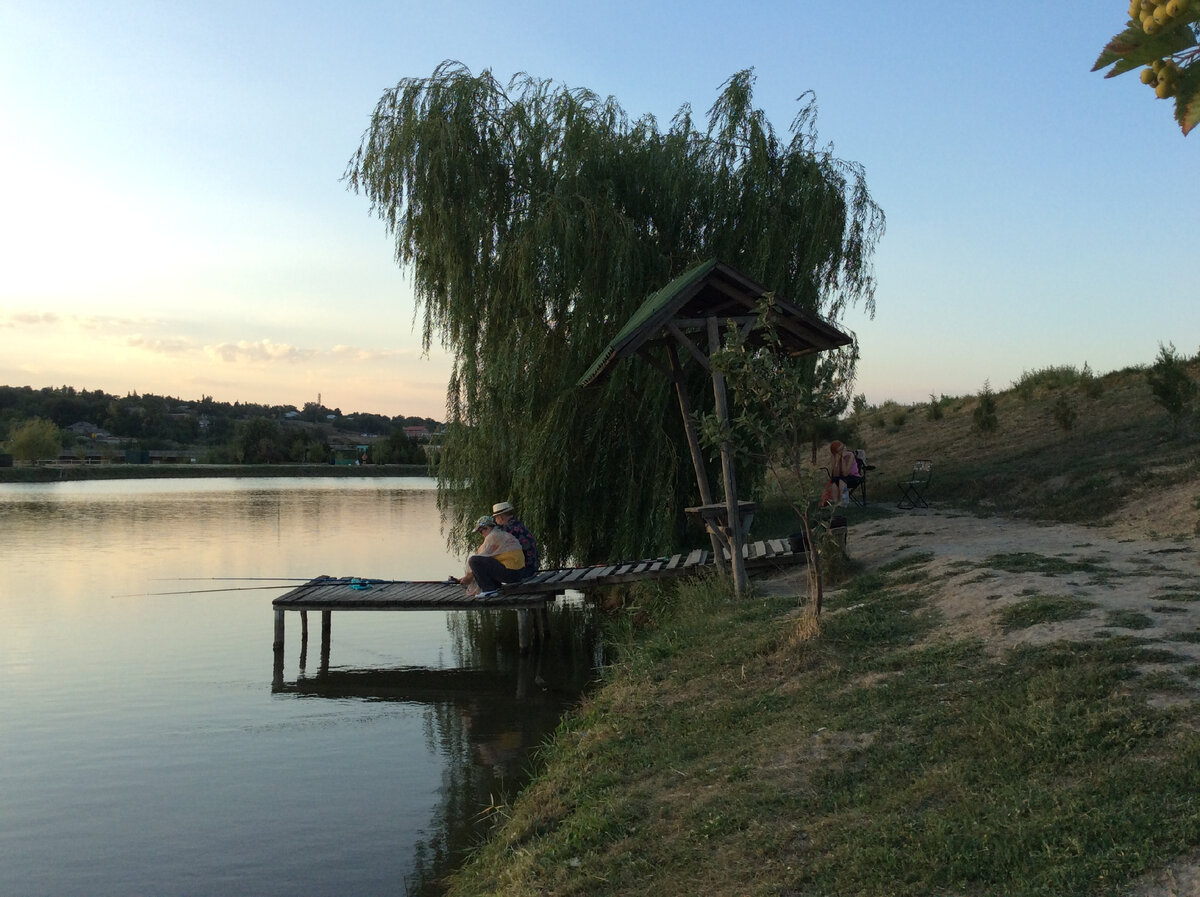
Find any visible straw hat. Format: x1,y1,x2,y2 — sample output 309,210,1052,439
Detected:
491,501,515,516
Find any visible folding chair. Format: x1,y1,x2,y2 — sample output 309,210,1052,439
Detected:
897,459,933,510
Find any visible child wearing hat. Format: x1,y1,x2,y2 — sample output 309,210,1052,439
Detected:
457,515,526,596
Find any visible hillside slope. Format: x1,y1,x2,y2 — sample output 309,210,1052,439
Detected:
847,362,1200,541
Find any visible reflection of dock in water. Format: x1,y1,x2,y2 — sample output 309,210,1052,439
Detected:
274,666,507,701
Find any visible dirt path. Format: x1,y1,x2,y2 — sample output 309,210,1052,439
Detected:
848,509,1200,670
762,508,1200,896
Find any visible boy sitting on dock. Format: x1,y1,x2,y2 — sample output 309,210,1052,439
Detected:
458,516,528,597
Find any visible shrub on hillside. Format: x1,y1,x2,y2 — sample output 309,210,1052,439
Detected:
1079,362,1104,399
973,381,999,436
1012,365,1097,402
1146,342,1197,433
1053,394,1077,431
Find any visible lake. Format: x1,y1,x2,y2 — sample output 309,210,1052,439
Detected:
0,477,604,896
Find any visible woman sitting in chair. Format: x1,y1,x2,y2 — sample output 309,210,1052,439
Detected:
823,440,862,507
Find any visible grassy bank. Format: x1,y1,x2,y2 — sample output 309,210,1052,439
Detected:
447,565,1200,896
443,363,1200,896
0,463,432,483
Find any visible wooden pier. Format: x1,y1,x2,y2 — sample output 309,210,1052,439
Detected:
271,536,818,676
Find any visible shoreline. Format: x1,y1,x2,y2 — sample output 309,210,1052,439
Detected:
0,463,433,483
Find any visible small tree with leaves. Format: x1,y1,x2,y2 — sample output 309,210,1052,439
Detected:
1146,341,1197,432
7,418,62,462
973,381,999,436
699,301,858,632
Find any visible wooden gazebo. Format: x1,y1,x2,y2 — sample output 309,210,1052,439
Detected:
578,258,853,597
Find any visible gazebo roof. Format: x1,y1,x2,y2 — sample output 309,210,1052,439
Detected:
577,258,852,387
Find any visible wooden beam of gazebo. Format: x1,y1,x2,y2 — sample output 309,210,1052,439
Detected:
578,258,853,598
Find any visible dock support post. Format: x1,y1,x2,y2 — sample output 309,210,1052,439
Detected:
272,608,286,690
518,608,532,653
320,611,332,671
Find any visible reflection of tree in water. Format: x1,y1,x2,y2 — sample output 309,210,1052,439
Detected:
277,601,603,895
409,601,605,896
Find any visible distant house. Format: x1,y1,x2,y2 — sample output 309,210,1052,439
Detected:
403,425,430,442
65,419,116,441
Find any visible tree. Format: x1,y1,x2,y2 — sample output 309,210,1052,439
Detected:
7,418,62,462
698,304,860,629
973,381,999,436
1146,341,1197,432
346,62,883,564
376,431,426,465
1093,2,1200,135
232,417,284,464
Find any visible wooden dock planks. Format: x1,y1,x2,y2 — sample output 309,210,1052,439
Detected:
273,577,550,611
273,533,817,612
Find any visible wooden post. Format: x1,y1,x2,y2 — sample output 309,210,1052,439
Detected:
272,608,286,690
518,608,532,653
708,316,748,597
299,610,309,671
666,342,728,571
320,611,332,672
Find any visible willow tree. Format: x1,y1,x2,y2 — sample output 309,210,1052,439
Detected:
345,61,884,565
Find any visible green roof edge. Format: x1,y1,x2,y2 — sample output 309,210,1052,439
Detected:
576,258,720,388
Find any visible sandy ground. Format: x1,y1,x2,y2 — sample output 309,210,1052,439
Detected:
758,507,1200,896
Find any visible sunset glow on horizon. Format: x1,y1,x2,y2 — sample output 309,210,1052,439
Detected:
2,2,1196,420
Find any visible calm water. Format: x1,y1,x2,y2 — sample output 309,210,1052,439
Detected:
0,477,603,897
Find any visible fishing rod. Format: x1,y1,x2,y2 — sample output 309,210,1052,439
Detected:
153,576,315,582
117,577,457,598
112,584,302,598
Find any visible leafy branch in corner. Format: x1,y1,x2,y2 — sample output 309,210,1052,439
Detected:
1093,0,1200,135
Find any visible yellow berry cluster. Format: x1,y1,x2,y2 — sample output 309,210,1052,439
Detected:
1129,0,1191,33
1140,57,1184,96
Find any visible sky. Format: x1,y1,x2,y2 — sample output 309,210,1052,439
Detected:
1,1,1196,421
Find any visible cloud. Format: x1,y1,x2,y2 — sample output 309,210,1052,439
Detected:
330,344,408,361
1,311,162,332
126,334,193,355
204,339,318,364
3,312,60,327
72,314,155,331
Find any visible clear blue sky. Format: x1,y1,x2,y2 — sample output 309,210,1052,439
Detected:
1,1,1196,420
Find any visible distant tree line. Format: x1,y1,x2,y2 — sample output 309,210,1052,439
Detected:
0,385,441,464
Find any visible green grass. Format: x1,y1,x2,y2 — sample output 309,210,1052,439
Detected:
984,552,1116,578
997,595,1097,632
442,362,1200,896
1105,610,1155,630
445,561,1200,897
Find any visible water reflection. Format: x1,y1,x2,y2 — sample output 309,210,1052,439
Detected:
0,479,604,897
271,602,602,897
